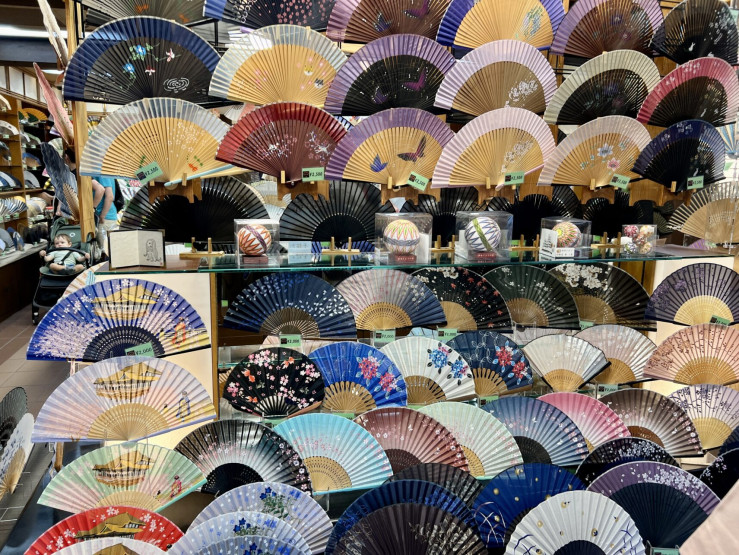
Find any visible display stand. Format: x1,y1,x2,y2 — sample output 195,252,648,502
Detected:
149,175,202,203
380,177,440,204
510,234,540,261
430,234,455,263
277,176,329,201
591,232,623,258
179,237,224,260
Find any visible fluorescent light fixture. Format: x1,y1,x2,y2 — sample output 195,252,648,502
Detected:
0,25,68,39
42,69,64,74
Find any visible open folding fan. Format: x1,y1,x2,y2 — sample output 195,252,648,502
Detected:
206,0,335,29
700,448,739,499
222,348,324,417
0,388,25,452
576,437,678,485
386,462,483,506
600,389,703,456
651,0,738,64
80,98,230,181
668,385,739,450
435,40,556,116
27,278,210,362
38,443,205,513
419,401,523,478
638,58,739,128
473,463,585,550
668,182,739,242
721,427,739,455
522,335,610,392
575,324,656,384
55,538,165,554
0,412,32,500
543,50,660,125
482,396,589,466
274,413,392,493
643,323,739,385
325,34,454,116
30,506,183,553
79,0,203,22
61,262,108,300
209,25,346,107
588,461,719,546
549,263,653,329
34,63,73,145
432,107,555,188
405,186,480,243
336,269,446,330
0,121,19,137
583,194,655,238
380,337,476,404
325,107,454,187
537,116,651,188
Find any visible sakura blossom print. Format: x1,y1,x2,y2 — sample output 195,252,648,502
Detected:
79,0,204,23
575,437,679,485
206,0,336,30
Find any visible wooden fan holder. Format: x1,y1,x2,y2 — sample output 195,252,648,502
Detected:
277,170,329,200
381,177,441,205
510,234,540,260
148,175,202,204
476,176,553,205
179,237,224,259
591,231,624,258
430,234,456,263
629,181,686,206
321,236,361,255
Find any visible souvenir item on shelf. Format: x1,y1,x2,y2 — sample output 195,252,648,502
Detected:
543,50,660,125
0,413,32,500
464,216,501,252
575,437,679,485
0,94,9,112
27,279,210,362
274,413,392,493
205,0,335,29
383,218,421,254
482,396,589,466
386,462,483,506
406,187,479,243
79,0,204,22
667,182,739,243
584,195,654,239
236,223,272,255
575,324,656,384
0,388,26,451
54,538,165,554
667,385,739,450
700,448,739,499
551,221,582,248
0,121,19,137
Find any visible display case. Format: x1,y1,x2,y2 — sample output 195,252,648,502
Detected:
455,210,513,260
375,212,433,264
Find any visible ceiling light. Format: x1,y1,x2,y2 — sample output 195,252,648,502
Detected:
0,25,67,39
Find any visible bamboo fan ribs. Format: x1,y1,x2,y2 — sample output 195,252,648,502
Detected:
386,462,483,506
524,335,610,392
576,324,656,384
668,182,739,242
80,0,205,22
669,384,739,450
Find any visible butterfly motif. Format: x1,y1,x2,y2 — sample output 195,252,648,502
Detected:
398,137,426,162
405,0,430,18
372,86,389,104
402,68,427,92
374,12,392,32
370,155,388,172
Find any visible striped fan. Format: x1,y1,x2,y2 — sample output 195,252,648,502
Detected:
274,413,392,493
600,388,703,456
643,323,739,385
209,25,346,107
354,407,467,472
507,490,646,555
651,0,738,64
325,34,454,116
538,116,651,188
432,107,555,188
380,337,476,404
646,263,739,325
23,152,42,168
23,171,39,190
667,182,739,242
0,95,9,112
63,17,220,105
638,58,739,129
700,448,739,499
473,464,585,550
543,50,660,125
405,187,480,243
549,263,653,329
0,121,19,137
721,427,739,455
217,102,349,183
386,462,483,506
576,437,678,485
80,98,230,180
522,335,610,392
482,396,589,466
37,443,206,513
668,385,739,450
27,278,210,362
419,401,524,478
205,0,335,29
336,269,446,330
79,0,204,22
588,461,720,546
575,324,656,384
0,388,26,451
0,413,32,500
435,40,556,116
54,538,164,554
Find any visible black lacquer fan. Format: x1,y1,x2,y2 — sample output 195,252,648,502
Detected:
583,191,654,237
406,187,480,243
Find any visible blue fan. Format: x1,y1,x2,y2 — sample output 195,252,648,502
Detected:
310,342,407,413
482,396,588,466
63,16,221,105
721,426,739,454
223,273,357,338
40,143,77,220
447,330,533,398
27,278,210,362
22,152,41,167
473,463,585,550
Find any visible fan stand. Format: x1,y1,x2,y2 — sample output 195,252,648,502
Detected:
381,177,441,204
510,234,540,260
321,237,361,266
179,237,225,259
278,170,330,201
430,234,456,263
629,181,686,206
591,232,624,259
148,175,202,204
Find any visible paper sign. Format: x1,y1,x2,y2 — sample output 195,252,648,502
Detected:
480,395,499,405
136,161,164,184
332,412,355,419
609,173,630,189
407,172,429,190
301,167,324,181
437,328,459,341
286,241,313,254
687,175,704,190
264,417,287,427
125,341,155,357
503,171,525,186
373,329,396,348
710,315,731,325
279,334,302,350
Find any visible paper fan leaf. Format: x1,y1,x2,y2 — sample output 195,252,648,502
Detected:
27,278,210,362
38,443,206,513
600,388,703,456
274,413,392,493
80,98,230,180
209,25,346,107
405,187,480,243
40,142,78,219
0,388,25,454
79,0,204,22
432,107,555,188
700,448,739,499
385,462,483,506
667,182,739,242
522,335,610,392
544,50,660,125
205,0,335,30
0,412,32,500
54,538,165,554
575,437,679,485
668,385,739,450
34,63,73,145
575,324,656,384
177,536,304,555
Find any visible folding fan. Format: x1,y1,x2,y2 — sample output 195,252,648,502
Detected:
23,152,42,169
538,116,651,188
41,143,78,220
380,337,476,404
336,269,446,330
30,506,183,553
575,324,656,384
588,461,719,546
721,426,739,455
325,34,454,116
38,443,206,513
191,482,332,552
668,182,739,242
668,385,739,450
34,64,73,145
543,50,660,125
508,490,646,555
473,463,586,550
23,171,39,190
222,348,324,417
576,437,679,485
0,388,26,452
600,389,703,456
274,413,392,493
325,107,454,187
700,448,739,499
78,0,204,22
549,263,653,329
0,121,19,137
386,462,483,506
482,396,589,466
419,401,523,478
61,262,108,300
637,58,739,128
405,187,480,243
432,107,555,188
523,335,610,392
651,0,738,64
206,0,335,29
0,95,9,112
80,98,230,181
583,194,655,238
0,412,32,500
54,538,165,554
643,323,739,385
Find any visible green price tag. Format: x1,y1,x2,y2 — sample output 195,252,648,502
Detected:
220,300,228,308
687,175,704,190
332,412,355,419
725,161,735,173
373,329,396,348
125,341,156,357
480,395,499,405
184,242,192,248
407,172,429,190
407,404,427,410
580,321,595,330
503,171,525,186
651,549,679,555
264,417,287,427
279,334,302,350
438,328,459,341
609,173,630,189
136,161,164,184
710,315,731,325
301,167,324,181
597,383,619,395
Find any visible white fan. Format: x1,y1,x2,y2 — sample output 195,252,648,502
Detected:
522,334,609,391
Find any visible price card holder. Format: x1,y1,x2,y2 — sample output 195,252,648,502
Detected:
437,328,459,341
580,320,595,330
597,383,619,398
407,172,429,191
687,175,704,190
220,299,228,308
647,542,679,555
136,161,164,184
503,172,525,186
330,411,355,419
125,341,156,357
710,315,731,325
372,329,396,348
609,173,630,189
301,167,325,181
279,334,303,353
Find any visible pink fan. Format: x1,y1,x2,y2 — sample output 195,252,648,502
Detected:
35,63,73,145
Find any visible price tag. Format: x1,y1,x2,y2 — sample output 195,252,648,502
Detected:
609,173,630,189
710,315,731,325
184,242,192,248
503,171,525,186
686,175,704,190
480,395,499,405
597,383,619,396
332,412,355,419
220,300,228,308
437,328,459,341
651,549,679,555
580,320,595,330
407,172,429,190
301,167,324,181
285,241,313,254
12,213,18,219
373,329,396,348
263,417,287,427
125,341,156,357
407,404,427,410
279,334,302,351
135,161,164,184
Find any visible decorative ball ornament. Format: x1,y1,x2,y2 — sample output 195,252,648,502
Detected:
552,221,581,248
623,240,638,255
237,224,272,256
464,217,501,252
383,219,420,254
623,225,639,238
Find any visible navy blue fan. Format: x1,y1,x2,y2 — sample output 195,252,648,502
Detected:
473,463,585,550
223,273,357,338
63,16,221,105
721,427,739,455
40,143,77,220
700,448,739,499
386,463,483,507
205,0,336,30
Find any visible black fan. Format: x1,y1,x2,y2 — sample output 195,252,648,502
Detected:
407,187,480,243
700,448,739,499
385,462,484,507
583,191,654,237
